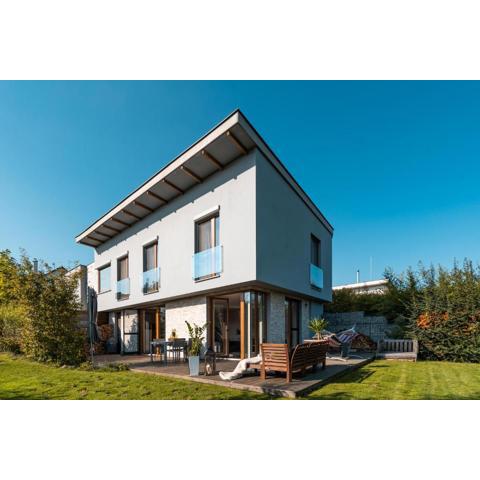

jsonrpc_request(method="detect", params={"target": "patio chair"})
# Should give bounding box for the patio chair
[168,338,187,363]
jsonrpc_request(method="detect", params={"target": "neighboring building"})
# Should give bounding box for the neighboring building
[75,109,333,358]
[66,264,88,331]
[333,279,389,295]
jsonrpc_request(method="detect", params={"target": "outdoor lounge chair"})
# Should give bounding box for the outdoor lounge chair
[259,341,328,383]
[326,327,364,362]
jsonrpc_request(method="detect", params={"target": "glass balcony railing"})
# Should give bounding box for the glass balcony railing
[116,277,130,299]
[142,267,160,294]
[193,245,223,281]
[310,264,323,289]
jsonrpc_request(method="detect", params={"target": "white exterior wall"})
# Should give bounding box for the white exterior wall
[165,295,207,341]
[92,151,257,312]
[83,147,333,352]
[255,150,333,302]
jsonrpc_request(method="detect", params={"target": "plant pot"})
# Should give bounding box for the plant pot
[188,356,200,376]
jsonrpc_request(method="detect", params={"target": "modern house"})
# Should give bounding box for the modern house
[76,110,333,359]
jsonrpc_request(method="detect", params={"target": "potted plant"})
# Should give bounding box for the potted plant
[308,317,328,340]
[185,321,206,376]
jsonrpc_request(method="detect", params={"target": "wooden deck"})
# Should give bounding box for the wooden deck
[95,352,375,398]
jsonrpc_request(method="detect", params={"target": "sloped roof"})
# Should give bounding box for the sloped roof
[76,109,333,247]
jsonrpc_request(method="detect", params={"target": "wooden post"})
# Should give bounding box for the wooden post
[155,308,160,355]
[240,295,245,359]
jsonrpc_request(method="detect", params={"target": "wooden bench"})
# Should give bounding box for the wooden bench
[376,339,418,361]
[259,341,328,383]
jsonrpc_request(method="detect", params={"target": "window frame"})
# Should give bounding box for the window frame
[143,240,158,272]
[285,298,301,349]
[195,212,220,254]
[116,254,129,300]
[311,234,321,267]
[97,263,111,294]
[194,212,221,282]
[143,240,159,294]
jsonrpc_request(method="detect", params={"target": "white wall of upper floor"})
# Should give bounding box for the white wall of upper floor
[87,148,333,312]
[92,151,257,312]
[256,151,333,302]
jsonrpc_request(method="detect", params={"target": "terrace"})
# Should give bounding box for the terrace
[95,352,374,398]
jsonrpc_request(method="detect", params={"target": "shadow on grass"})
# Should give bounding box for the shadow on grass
[310,391,480,400]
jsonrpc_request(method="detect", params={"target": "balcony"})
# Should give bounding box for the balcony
[193,245,223,281]
[116,277,130,300]
[142,267,160,294]
[310,264,323,289]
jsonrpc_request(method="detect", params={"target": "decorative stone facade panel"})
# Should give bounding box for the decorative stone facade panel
[267,292,285,343]
[165,295,207,341]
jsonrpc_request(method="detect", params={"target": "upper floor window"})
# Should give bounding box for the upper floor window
[193,213,221,281]
[143,242,158,271]
[117,255,129,300]
[311,234,321,267]
[195,213,220,253]
[98,264,111,293]
[310,234,323,289]
[143,241,159,293]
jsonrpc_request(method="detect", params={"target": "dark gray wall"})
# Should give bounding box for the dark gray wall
[255,150,333,302]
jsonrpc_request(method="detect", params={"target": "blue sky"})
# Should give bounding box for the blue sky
[1,81,479,285]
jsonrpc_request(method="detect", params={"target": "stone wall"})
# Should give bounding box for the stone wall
[324,311,387,342]
[268,292,285,343]
[165,295,207,341]
[267,294,322,343]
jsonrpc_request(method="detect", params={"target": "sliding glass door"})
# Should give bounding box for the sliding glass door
[241,291,266,359]
[211,298,229,356]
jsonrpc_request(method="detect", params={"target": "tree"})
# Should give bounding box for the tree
[0,250,86,365]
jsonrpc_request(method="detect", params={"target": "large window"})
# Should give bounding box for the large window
[311,234,321,267]
[98,264,111,293]
[143,241,159,293]
[193,213,221,281]
[117,255,129,300]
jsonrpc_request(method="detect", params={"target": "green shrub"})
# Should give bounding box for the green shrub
[405,261,480,362]
[20,265,85,365]
[327,260,480,362]
[185,321,206,357]
[308,317,328,339]
[0,250,86,365]
[0,304,24,353]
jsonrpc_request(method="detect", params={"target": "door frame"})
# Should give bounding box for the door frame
[208,297,230,356]
[240,291,267,359]
[285,297,301,349]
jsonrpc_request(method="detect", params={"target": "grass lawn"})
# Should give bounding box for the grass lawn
[308,360,480,400]
[0,353,266,400]
[1,353,480,399]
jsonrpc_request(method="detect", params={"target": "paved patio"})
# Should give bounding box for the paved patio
[95,352,375,398]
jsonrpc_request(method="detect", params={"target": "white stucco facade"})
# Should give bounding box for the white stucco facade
[79,110,333,356]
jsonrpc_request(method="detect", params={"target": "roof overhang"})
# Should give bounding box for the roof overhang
[76,109,333,247]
